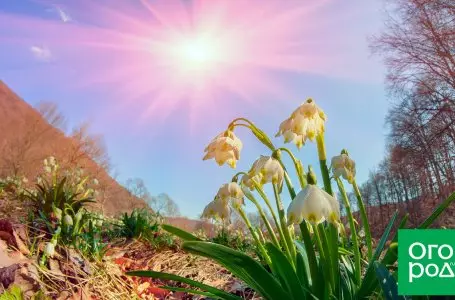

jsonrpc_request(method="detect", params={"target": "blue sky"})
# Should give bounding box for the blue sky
[0,0,389,218]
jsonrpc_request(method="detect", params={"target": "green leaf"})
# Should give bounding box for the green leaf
[161,286,223,299]
[126,270,241,300]
[418,191,455,229]
[374,262,409,300]
[183,241,289,300]
[162,224,202,241]
[265,243,306,300]
[358,211,398,298]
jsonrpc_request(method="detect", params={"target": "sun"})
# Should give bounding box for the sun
[173,35,222,73]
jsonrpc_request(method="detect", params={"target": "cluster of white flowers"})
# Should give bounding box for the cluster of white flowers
[242,156,284,190]
[202,182,244,220]
[202,98,360,227]
[203,130,243,168]
[43,156,59,174]
[276,98,326,149]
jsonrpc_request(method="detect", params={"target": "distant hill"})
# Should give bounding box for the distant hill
[0,80,149,215]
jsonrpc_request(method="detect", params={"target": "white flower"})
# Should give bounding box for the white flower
[287,185,340,225]
[93,178,99,185]
[331,154,356,184]
[203,130,243,168]
[240,173,258,190]
[44,242,55,257]
[96,219,103,227]
[249,156,284,186]
[201,200,231,220]
[215,182,244,207]
[63,214,73,226]
[44,165,52,174]
[48,156,56,166]
[276,98,326,149]
[53,207,62,221]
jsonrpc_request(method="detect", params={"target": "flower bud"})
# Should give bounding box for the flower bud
[44,242,55,257]
[75,211,83,223]
[63,214,73,226]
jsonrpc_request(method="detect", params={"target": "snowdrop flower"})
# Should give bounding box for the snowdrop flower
[215,182,244,206]
[63,214,73,226]
[249,156,284,186]
[44,165,52,174]
[203,130,243,168]
[201,200,231,220]
[276,98,326,149]
[331,153,356,184]
[44,242,55,257]
[287,184,340,225]
[53,206,62,221]
[240,173,257,190]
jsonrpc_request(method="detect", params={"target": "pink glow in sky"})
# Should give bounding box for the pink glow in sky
[0,0,383,126]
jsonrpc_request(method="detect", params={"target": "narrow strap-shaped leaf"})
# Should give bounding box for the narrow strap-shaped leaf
[126,270,241,300]
[295,248,310,290]
[374,262,409,300]
[358,211,398,298]
[265,243,306,300]
[183,241,289,300]
[380,214,408,267]
[418,191,455,229]
[161,286,223,299]
[162,224,202,241]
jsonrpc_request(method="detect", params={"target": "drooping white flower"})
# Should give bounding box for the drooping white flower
[63,214,73,226]
[203,130,243,168]
[249,156,284,186]
[240,173,258,191]
[44,242,55,257]
[331,154,356,184]
[215,182,244,206]
[276,98,326,149]
[53,206,62,221]
[201,200,231,220]
[287,185,340,225]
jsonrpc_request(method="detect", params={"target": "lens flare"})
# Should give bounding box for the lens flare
[0,0,377,127]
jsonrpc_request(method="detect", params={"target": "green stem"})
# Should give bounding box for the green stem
[318,223,335,290]
[316,133,333,195]
[243,189,281,249]
[299,221,319,294]
[237,208,271,265]
[273,184,297,265]
[276,148,307,189]
[313,223,332,296]
[253,182,289,254]
[336,178,361,284]
[352,180,373,259]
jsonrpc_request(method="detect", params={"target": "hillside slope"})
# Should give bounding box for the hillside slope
[0,80,148,215]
